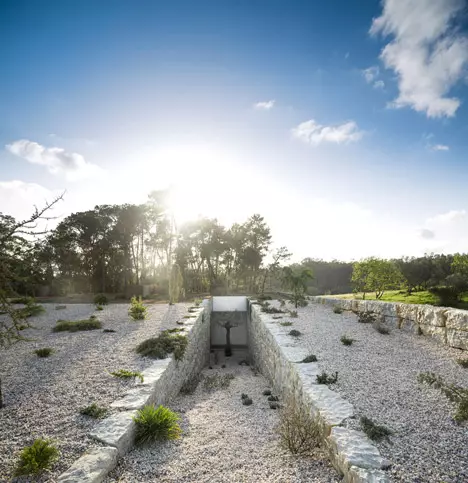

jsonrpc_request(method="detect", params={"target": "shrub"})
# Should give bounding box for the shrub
[129,296,147,320]
[269,401,280,409]
[136,331,188,361]
[80,403,108,419]
[242,398,253,406]
[316,371,338,384]
[357,311,376,324]
[261,306,284,314]
[93,294,108,306]
[14,438,59,476]
[288,329,302,337]
[203,373,235,391]
[35,348,54,358]
[241,393,249,399]
[96,305,104,311]
[272,315,283,319]
[429,286,462,307]
[276,398,320,454]
[301,354,317,363]
[54,318,102,332]
[289,310,298,318]
[15,300,45,318]
[457,358,468,368]
[110,369,144,383]
[263,389,272,396]
[280,321,292,326]
[133,405,181,444]
[374,323,390,335]
[279,299,286,307]
[333,306,343,314]
[360,416,392,441]
[11,296,35,304]
[340,335,354,346]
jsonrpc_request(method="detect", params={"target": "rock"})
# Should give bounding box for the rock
[417,306,448,327]
[447,329,468,350]
[445,309,468,331]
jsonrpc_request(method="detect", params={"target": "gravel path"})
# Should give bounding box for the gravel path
[106,359,340,483]
[0,302,190,482]
[273,300,468,483]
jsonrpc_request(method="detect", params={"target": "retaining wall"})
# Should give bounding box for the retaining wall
[248,302,390,483]
[58,300,212,483]
[311,296,468,351]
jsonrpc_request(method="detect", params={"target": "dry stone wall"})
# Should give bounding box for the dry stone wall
[311,296,468,351]
[248,302,390,483]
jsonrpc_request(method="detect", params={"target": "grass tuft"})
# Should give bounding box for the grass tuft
[136,330,188,361]
[301,354,317,363]
[110,369,144,383]
[133,405,181,444]
[374,323,390,335]
[14,439,59,476]
[288,329,302,337]
[333,306,343,314]
[280,321,292,326]
[35,348,54,358]
[54,318,102,332]
[316,371,338,384]
[340,335,354,346]
[360,416,392,441]
[456,358,468,368]
[80,403,108,419]
[289,310,298,318]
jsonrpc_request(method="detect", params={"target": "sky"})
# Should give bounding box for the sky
[1,0,468,262]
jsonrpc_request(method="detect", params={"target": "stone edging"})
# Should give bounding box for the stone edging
[248,302,390,483]
[310,296,468,351]
[58,301,211,483]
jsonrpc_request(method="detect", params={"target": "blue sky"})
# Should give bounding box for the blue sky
[1,0,468,261]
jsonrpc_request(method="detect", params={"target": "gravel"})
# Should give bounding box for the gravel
[275,300,468,483]
[106,359,340,483]
[0,302,190,482]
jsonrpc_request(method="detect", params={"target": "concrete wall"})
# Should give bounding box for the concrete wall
[311,296,468,351]
[248,301,390,483]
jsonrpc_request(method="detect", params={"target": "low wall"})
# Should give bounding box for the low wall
[58,300,212,483]
[248,302,390,483]
[311,296,468,351]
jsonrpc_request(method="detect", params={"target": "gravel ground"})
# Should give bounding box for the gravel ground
[272,300,468,483]
[0,302,190,482]
[106,358,340,483]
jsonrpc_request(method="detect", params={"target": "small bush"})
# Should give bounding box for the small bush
[93,294,108,306]
[80,403,108,419]
[136,330,188,361]
[288,329,302,337]
[129,296,147,320]
[272,315,283,319]
[429,286,461,308]
[14,438,59,476]
[374,323,390,335]
[96,305,104,311]
[11,296,35,304]
[276,398,320,454]
[279,299,286,307]
[241,393,249,399]
[333,306,343,314]
[54,318,102,332]
[261,306,284,314]
[110,369,144,383]
[289,310,298,318]
[242,398,253,405]
[268,395,279,402]
[280,321,292,326]
[263,389,272,396]
[203,373,235,391]
[15,300,46,318]
[457,358,468,368]
[133,405,181,444]
[103,328,116,333]
[360,416,392,441]
[341,335,354,346]
[269,401,280,409]
[301,354,317,363]
[55,305,67,310]
[35,348,54,358]
[357,311,376,324]
[316,371,338,384]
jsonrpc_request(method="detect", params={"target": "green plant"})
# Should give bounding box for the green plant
[96,305,104,311]
[93,294,108,306]
[279,299,286,307]
[261,306,284,314]
[333,306,343,314]
[103,328,116,333]
[169,263,184,304]
[374,323,390,334]
[280,321,292,326]
[263,389,272,396]
[281,267,313,308]
[80,403,108,419]
[316,371,338,384]
[357,311,376,323]
[360,416,392,441]
[133,404,181,444]
[15,300,45,318]
[129,296,147,320]
[301,354,317,363]
[270,401,280,409]
[289,310,298,318]
[242,397,253,406]
[176,320,185,325]
[457,358,468,368]
[203,373,235,391]
[35,348,54,358]
[241,393,249,399]
[272,315,283,319]
[288,329,302,337]
[14,438,59,476]
[10,296,35,304]
[268,395,279,402]
[110,369,144,383]
[276,397,320,454]
[193,298,203,306]
[136,330,188,361]
[340,335,354,346]
[54,318,102,332]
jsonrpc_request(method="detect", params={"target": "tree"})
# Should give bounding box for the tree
[281,267,314,308]
[259,246,292,295]
[352,258,401,299]
[169,263,184,304]
[216,318,240,356]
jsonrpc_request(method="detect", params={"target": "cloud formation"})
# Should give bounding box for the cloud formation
[419,228,435,240]
[362,66,385,89]
[292,120,363,146]
[253,100,275,110]
[431,144,450,151]
[427,209,466,224]
[371,0,468,118]
[6,139,102,181]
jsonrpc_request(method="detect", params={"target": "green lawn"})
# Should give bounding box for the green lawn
[333,289,468,309]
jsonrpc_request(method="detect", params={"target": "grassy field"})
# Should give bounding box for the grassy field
[333,289,468,309]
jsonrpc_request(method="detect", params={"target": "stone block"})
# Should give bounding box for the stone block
[110,386,154,410]
[446,309,468,331]
[90,409,137,454]
[348,466,391,483]
[417,305,447,327]
[447,329,468,350]
[419,324,446,344]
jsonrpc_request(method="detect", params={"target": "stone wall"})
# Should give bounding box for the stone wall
[248,301,390,483]
[58,300,212,483]
[311,296,468,351]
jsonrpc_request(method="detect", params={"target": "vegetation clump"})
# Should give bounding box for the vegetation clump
[133,404,181,444]
[276,398,320,454]
[268,395,279,402]
[261,305,284,314]
[457,358,468,368]
[374,323,390,334]
[54,317,102,332]
[129,296,147,320]
[288,329,302,337]
[203,373,235,391]
[262,389,272,396]
[80,403,108,419]
[242,397,253,405]
[14,438,59,476]
[301,354,318,363]
[96,305,104,311]
[35,348,54,358]
[289,310,298,318]
[136,330,188,361]
[357,311,376,324]
[14,299,45,318]
[360,416,392,441]
[110,369,144,383]
[93,294,108,306]
[316,371,338,384]
[333,306,343,314]
[103,328,116,333]
[340,335,354,346]
[282,267,313,308]
[280,321,292,326]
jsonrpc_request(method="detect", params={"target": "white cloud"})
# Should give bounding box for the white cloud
[431,144,450,151]
[363,66,380,83]
[370,0,468,118]
[419,228,435,240]
[373,80,385,89]
[253,100,275,110]
[427,209,466,224]
[292,119,364,146]
[6,139,102,181]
